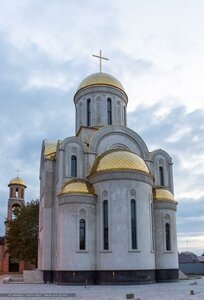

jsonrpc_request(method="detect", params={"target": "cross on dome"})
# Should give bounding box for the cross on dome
[16,169,21,177]
[92,50,109,73]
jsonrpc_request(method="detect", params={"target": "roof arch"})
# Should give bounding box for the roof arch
[89,125,149,160]
[58,136,87,152]
[149,149,173,164]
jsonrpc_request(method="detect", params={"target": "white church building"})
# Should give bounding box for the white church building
[38,61,178,284]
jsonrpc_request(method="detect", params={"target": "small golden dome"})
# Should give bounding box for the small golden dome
[8,177,27,188]
[44,140,58,160]
[76,72,125,93]
[59,179,96,196]
[153,188,175,201]
[90,149,149,175]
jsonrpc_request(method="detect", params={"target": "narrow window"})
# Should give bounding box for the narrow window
[107,98,112,125]
[131,199,137,249]
[15,188,18,198]
[71,155,77,177]
[87,99,91,126]
[103,200,109,250]
[79,219,86,250]
[124,106,126,126]
[165,223,171,251]
[151,203,155,250]
[20,189,24,199]
[159,166,164,186]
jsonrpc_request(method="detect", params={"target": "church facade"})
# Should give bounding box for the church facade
[38,71,178,284]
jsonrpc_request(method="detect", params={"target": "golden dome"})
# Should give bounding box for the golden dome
[153,188,175,201]
[90,149,149,175]
[59,179,96,196]
[8,177,27,188]
[44,140,58,160]
[76,72,125,93]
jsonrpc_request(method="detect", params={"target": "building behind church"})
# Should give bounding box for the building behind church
[38,69,178,284]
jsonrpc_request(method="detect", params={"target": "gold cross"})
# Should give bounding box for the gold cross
[92,50,109,73]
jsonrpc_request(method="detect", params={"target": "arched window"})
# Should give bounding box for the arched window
[131,199,137,249]
[79,219,86,250]
[87,98,91,126]
[71,155,77,177]
[103,200,109,250]
[107,98,112,125]
[165,223,171,251]
[14,188,18,198]
[12,204,20,220]
[159,166,164,186]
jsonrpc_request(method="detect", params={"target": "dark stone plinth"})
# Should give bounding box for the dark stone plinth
[43,269,179,285]
[156,269,179,282]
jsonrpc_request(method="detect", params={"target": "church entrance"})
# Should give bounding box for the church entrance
[9,256,19,272]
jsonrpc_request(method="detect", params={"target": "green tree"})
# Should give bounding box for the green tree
[5,199,39,267]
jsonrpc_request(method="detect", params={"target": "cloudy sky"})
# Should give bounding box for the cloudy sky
[0,0,203,254]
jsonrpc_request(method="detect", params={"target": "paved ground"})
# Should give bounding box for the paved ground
[0,275,204,300]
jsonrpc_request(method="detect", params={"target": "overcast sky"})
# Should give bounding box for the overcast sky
[0,0,203,255]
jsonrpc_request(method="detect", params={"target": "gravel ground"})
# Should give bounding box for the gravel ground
[0,275,203,300]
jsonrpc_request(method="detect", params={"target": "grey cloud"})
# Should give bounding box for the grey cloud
[128,103,204,253]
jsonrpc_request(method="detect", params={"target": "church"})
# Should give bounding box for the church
[38,53,178,284]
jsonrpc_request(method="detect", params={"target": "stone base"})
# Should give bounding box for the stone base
[44,270,155,285]
[43,269,179,285]
[155,269,179,282]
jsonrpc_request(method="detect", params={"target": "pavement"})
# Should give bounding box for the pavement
[0,275,204,300]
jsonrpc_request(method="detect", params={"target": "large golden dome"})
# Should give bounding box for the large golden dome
[153,188,175,201]
[8,177,27,188]
[90,149,149,175]
[76,72,125,93]
[59,179,96,196]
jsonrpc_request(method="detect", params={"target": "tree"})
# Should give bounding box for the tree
[5,199,39,267]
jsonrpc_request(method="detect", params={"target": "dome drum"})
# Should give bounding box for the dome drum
[74,73,128,133]
[74,85,128,105]
[59,193,96,206]
[88,169,153,186]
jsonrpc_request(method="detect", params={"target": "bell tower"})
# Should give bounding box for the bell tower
[7,176,26,220]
